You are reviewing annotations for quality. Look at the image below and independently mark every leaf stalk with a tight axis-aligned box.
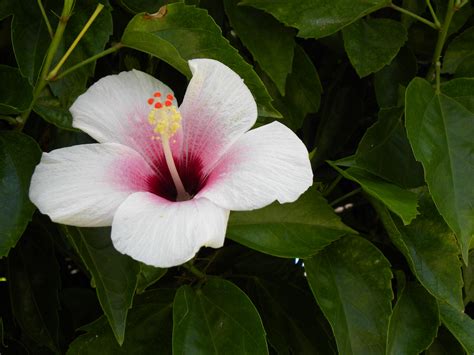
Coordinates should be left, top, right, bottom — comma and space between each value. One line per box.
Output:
390, 3, 439, 30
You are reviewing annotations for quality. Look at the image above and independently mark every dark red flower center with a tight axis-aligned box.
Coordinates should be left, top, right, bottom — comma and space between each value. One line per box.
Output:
148, 156, 208, 202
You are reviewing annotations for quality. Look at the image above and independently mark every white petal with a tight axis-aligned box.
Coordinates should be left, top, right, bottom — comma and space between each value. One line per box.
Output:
70, 70, 182, 168
111, 193, 229, 268
178, 59, 258, 174
198, 121, 313, 210
29, 143, 156, 227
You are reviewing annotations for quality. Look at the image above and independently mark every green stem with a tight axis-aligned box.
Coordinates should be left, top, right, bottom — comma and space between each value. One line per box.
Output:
47, 3, 105, 80
17, 0, 74, 131
330, 187, 362, 207
37, 0, 54, 38
323, 175, 343, 197
427, 0, 456, 87
52, 43, 122, 81
390, 3, 439, 30
426, 0, 441, 28
183, 261, 206, 279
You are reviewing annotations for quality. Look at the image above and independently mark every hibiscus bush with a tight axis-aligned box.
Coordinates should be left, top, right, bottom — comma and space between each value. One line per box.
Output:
1, 0, 474, 353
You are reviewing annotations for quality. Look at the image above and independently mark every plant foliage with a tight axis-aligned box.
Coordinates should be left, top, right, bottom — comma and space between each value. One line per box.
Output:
0, 0, 473, 353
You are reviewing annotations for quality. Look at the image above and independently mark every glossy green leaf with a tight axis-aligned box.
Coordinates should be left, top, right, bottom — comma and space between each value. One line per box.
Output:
343, 18, 407, 78
240, 0, 391, 39
0, 65, 33, 114
173, 278, 268, 354
439, 302, 474, 354
33, 95, 76, 131
50, 1, 113, 105
330, 164, 419, 225
224, 0, 295, 95
227, 186, 354, 258
8, 224, 60, 353
136, 263, 167, 294
63, 226, 140, 345
387, 282, 439, 355
354, 107, 424, 188
372, 192, 464, 310
305, 235, 393, 355
11, 0, 52, 83
121, 2, 280, 118
67, 289, 174, 354
263, 45, 322, 130
0, 131, 41, 257
443, 26, 474, 75
374, 47, 417, 108
405, 77, 474, 261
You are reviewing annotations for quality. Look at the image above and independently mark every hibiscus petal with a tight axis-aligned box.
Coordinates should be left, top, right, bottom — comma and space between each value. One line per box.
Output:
178, 59, 257, 174
29, 143, 156, 227
198, 121, 313, 210
111, 192, 229, 267
70, 70, 181, 170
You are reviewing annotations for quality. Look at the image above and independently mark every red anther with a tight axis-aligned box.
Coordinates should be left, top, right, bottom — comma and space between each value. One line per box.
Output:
166, 94, 174, 100
147, 98, 154, 105
153, 91, 161, 97
155, 102, 163, 109
165, 100, 172, 107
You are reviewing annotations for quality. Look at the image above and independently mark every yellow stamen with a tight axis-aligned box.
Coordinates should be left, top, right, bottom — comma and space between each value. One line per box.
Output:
148, 105, 190, 201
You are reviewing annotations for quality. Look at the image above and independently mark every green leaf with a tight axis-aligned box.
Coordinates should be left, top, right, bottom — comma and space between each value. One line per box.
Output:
50, 1, 113, 105
330, 164, 419, 225
227, 186, 354, 258
224, 0, 295, 95
11, 0, 52, 83
0, 0, 12, 20
354, 107, 424, 188
405, 77, 474, 261
374, 47, 417, 108
136, 263, 167, 294
8, 223, 60, 353
121, 2, 280, 118
263, 45, 322, 130
425, 326, 465, 355
67, 289, 175, 354
443, 26, 474, 75
463, 251, 474, 305
63, 226, 140, 345
240, 0, 391, 39
33, 94, 76, 131
245, 277, 337, 354
305, 235, 393, 355
0, 65, 33, 114
0, 131, 41, 257
439, 302, 474, 354
312, 85, 363, 167
387, 282, 439, 355
342, 18, 407, 78
454, 55, 474, 78
172, 278, 268, 354
371, 192, 464, 311
116, 0, 171, 14
441, 78, 474, 114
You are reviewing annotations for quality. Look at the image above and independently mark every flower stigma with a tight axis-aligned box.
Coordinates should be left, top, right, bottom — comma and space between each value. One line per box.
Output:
147, 92, 191, 201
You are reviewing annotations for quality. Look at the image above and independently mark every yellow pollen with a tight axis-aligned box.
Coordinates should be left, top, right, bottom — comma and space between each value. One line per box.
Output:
148, 105, 182, 140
